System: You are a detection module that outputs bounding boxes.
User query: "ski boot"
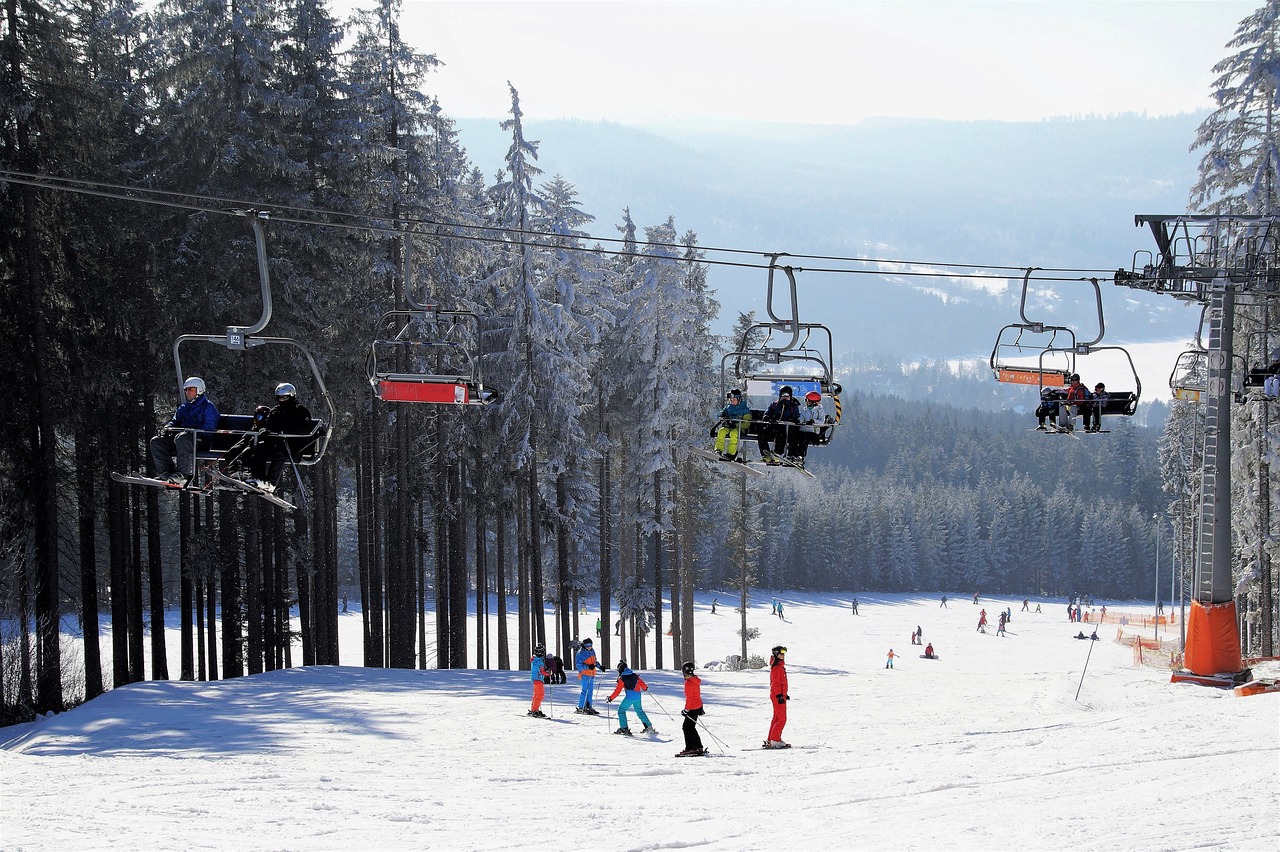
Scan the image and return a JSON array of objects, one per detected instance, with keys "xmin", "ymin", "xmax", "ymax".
[
  {"xmin": 641, "ymin": 724, "xmax": 658, "ymax": 734},
  {"xmin": 613, "ymin": 727, "xmax": 633, "ymax": 736},
  {"xmin": 527, "ymin": 710, "xmax": 547, "ymax": 718}
]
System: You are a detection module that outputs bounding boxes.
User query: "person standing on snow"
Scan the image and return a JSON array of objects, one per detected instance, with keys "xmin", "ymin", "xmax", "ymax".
[
  {"xmin": 574, "ymin": 638, "xmax": 601, "ymax": 715},
  {"xmin": 528, "ymin": 642, "xmax": 550, "ymax": 718},
  {"xmin": 885, "ymin": 648, "xmax": 897, "ymax": 669},
  {"xmin": 606, "ymin": 661, "xmax": 655, "ymax": 736},
  {"xmin": 764, "ymin": 645, "xmax": 790, "ymax": 748},
  {"xmin": 677, "ymin": 662, "xmax": 706, "ymax": 757}
]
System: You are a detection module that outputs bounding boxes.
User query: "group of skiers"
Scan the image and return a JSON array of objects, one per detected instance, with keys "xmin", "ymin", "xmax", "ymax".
[
  {"xmin": 525, "ymin": 641, "xmax": 793, "ymax": 755},
  {"xmin": 713, "ymin": 385, "xmax": 827, "ymax": 468},
  {"xmin": 1035, "ymin": 373, "xmax": 1110, "ymax": 433}
]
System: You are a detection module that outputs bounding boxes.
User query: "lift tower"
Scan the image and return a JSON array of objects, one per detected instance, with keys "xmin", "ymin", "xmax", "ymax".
[{"xmin": 1117, "ymin": 214, "xmax": 1279, "ymax": 684}]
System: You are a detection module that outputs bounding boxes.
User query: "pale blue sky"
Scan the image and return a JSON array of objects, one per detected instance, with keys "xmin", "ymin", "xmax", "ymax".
[{"xmin": 341, "ymin": 0, "xmax": 1256, "ymax": 124}]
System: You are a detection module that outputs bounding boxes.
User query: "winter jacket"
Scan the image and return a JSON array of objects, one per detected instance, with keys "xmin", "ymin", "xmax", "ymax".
[
  {"xmin": 799, "ymin": 400, "xmax": 825, "ymax": 432},
  {"xmin": 607, "ymin": 668, "xmax": 648, "ymax": 701},
  {"xmin": 765, "ymin": 397, "xmax": 800, "ymax": 424},
  {"xmin": 529, "ymin": 654, "xmax": 548, "ymax": 682},
  {"xmin": 166, "ymin": 394, "xmax": 220, "ymax": 433},
  {"xmin": 769, "ymin": 660, "xmax": 788, "ymax": 704},
  {"xmin": 683, "ymin": 675, "xmax": 703, "ymax": 713},
  {"xmin": 718, "ymin": 399, "xmax": 751, "ymax": 421},
  {"xmin": 574, "ymin": 645, "xmax": 599, "ymax": 679}
]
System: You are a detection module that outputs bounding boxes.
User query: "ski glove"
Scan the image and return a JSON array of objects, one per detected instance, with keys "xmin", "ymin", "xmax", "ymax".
[{"xmin": 775, "ymin": 694, "xmax": 785, "ymax": 705}]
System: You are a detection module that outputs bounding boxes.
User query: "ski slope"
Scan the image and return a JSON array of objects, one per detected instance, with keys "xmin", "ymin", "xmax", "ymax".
[{"xmin": 3, "ymin": 593, "xmax": 1276, "ymax": 850}]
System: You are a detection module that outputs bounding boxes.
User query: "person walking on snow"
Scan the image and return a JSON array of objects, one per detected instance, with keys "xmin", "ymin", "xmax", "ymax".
[
  {"xmin": 678, "ymin": 662, "xmax": 706, "ymax": 756},
  {"xmin": 885, "ymin": 648, "xmax": 897, "ymax": 669},
  {"xmin": 528, "ymin": 643, "xmax": 550, "ymax": 718},
  {"xmin": 574, "ymin": 638, "xmax": 601, "ymax": 715},
  {"xmin": 607, "ymin": 661, "xmax": 654, "ymax": 735},
  {"xmin": 764, "ymin": 646, "xmax": 790, "ymax": 748}
]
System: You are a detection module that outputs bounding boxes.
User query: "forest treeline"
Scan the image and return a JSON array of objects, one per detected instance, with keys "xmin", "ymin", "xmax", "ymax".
[{"xmin": 3, "ymin": 0, "xmax": 1276, "ymax": 726}]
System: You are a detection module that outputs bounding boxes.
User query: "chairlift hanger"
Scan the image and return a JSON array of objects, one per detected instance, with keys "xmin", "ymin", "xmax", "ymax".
[{"xmin": 176, "ymin": 211, "xmax": 333, "ymax": 465}]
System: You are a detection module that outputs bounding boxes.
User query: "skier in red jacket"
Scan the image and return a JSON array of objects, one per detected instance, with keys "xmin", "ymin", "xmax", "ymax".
[
  {"xmin": 764, "ymin": 645, "xmax": 790, "ymax": 748},
  {"xmin": 677, "ymin": 661, "xmax": 705, "ymax": 757}
]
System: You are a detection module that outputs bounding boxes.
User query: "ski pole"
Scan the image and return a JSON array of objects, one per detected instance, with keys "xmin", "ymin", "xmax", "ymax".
[
  {"xmin": 695, "ymin": 715, "xmax": 731, "ymax": 753},
  {"xmin": 647, "ymin": 692, "xmax": 677, "ymax": 721},
  {"xmin": 1075, "ymin": 633, "xmax": 1098, "ymax": 702}
]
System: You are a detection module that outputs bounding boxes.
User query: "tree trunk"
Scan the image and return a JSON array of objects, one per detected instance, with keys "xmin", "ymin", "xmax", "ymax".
[{"xmin": 75, "ymin": 419, "xmax": 104, "ymax": 700}]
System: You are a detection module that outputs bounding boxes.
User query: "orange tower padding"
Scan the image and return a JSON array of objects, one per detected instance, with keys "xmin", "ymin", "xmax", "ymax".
[{"xmin": 1182, "ymin": 599, "xmax": 1242, "ymax": 676}]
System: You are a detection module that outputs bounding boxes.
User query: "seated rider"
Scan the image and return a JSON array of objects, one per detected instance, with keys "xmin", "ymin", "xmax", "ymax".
[
  {"xmin": 793, "ymin": 391, "xmax": 826, "ymax": 465},
  {"xmin": 1061, "ymin": 374, "xmax": 1089, "ymax": 430},
  {"xmin": 220, "ymin": 405, "xmax": 272, "ymax": 483},
  {"xmin": 714, "ymin": 388, "xmax": 752, "ymax": 459},
  {"xmin": 758, "ymin": 385, "xmax": 801, "ymax": 462},
  {"xmin": 1036, "ymin": 386, "xmax": 1064, "ymax": 430},
  {"xmin": 1085, "ymin": 382, "xmax": 1109, "ymax": 432},
  {"xmin": 924, "ymin": 642, "xmax": 935, "ymax": 658}
]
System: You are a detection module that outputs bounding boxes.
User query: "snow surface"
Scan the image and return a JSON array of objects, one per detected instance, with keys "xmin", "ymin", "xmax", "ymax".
[{"xmin": 3, "ymin": 593, "xmax": 1277, "ymax": 851}]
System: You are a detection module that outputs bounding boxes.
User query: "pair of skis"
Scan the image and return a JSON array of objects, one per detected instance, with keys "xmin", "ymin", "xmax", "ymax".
[
  {"xmin": 689, "ymin": 447, "xmax": 815, "ymax": 478},
  {"xmin": 110, "ymin": 467, "xmax": 295, "ymax": 509}
]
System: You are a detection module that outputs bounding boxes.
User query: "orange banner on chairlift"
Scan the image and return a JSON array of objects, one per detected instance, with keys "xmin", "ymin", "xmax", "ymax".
[
  {"xmin": 378, "ymin": 380, "xmax": 470, "ymax": 405},
  {"xmin": 997, "ymin": 368, "xmax": 1066, "ymax": 387},
  {"xmin": 1182, "ymin": 599, "xmax": 1242, "ymax": 676}
]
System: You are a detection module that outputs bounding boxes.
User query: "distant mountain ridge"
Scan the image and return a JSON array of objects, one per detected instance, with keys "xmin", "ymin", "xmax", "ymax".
[{"xmin": 455, "ymin": 113, "xmax": 1205, "ymax": 359}]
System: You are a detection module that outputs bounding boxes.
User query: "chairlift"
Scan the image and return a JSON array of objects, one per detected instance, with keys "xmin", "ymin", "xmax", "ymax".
[
  {"xmin": 989, "ymin": 269, "xmax": 1104, "ymax": 387},
  {"xmin": 699, "ymin": 256, "xmax": 842, "ymax": 473},
  {"xmin": 1240, "ymin": 328, "xmax": 1280, "ymax": 400},
  {"xmin": 112, "ymin": 211, "xmax": 334, "ymax": 508},
  {"xmin": 367, "ymin": 231, "xmax": 499, "ymax": 406},
  {"xmin": 1170, "ymin": 305, "xmax": 1210, "ymax": 402},
  {"xmin": 1038, "ymin": 343, "xmax": 1142, "ymax": 433}
]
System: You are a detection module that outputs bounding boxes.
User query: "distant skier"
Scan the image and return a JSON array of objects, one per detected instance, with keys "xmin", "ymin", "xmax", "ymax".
[
  {"xmin": 923, "ymin": 643, "xmax": 937, "ymax": 659},
  {"xmin": 607, "ymin": 660, "xmax": 654, "ymax": 736},
  {"xmin": 574, "ymin": 638, "xmax": 600, "ymax": 715},
  {"xmin": 973, "ymin": 591, "xmax": 980, "ymax": 604},
  {"xmin": 677, "ymin": 661, "xmax": 706, "ymax": 757},
  {"xmin": 851, "ymin": 598, "xmax": 859, "ymax": 615},
  {"xmin": 528, "ymin": 643, "xmax": 550, "ymax": 718},
  {"xmin": 1021, "ymin": 598, "xmax": 1030, "ymax": 612},
  {"xmin": 764, "ymin": 646, "xmax": 790, "ymax": 748},
  {"xmin": 776, "ymin": 601, "xmax": 785, "ymax": 620},
  {"xmin": 711, "ymin": 598, "xmax": 718, "ymax": 615},
  {"xmin": 885, "ymin": 648, "xmax": 896, "ymax": 669},
  {"xmin": 997, "ymin": 612, "xmax": 1007, "ymax": 636},
  {"xmin": 977, "ymin": 610, "xmax": 988, "ymax": 633},
  {"xmin": 940, "ymin": 595, "xmax": 948, "ymax": 608}
]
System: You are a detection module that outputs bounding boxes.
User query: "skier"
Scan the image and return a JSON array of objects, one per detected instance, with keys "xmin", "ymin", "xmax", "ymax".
[
  {"xmin": 574, "ymin": 637, "xmax": 601, "ymax": 715},
  {"xmin": 606, "ymin": 660, "xmax": 655, "ymax": 735},
  {"xmin": 997, "ymin": 612, "xmax": 1007, "ymax": 636},
  {"xmin": 150, "ymin": 376, "xmax": 220, "ymax": 485},
  {"xmin": 776, "ymin": 601, "xmax": 785, "ymax": 620},
  {"xmin": 711, "ymin": 598, "xmax": 718, "ymax": 615},
  {"xmin": 885, "ymin": 648, "xmax": 896, "ymax": 669},
  {"xmin": 940, "ymin": 595, "xmax": 948, "ymax": 608},
  {"xmin": 262, "ymin": 382, "xmax": 313, "ymax": 490},
  {"xmin": 677, "ymin": 661, "xmax": 706, "ymax": 757},
  {"xmin": 851, "ymin": 598, "xmax": 859, "ymax": 615},
  {"xmin": 1021, "ymin": 598, "xmax": 1030, "ymax": 612},
  {"xmin": 528, "ymin": 642, "xmax": 550, "ymax": 718},
  {"xmin": 764, "ymin": 645, "xmax": 790, "ymax": 748},
  {"xmin": 714, "ymin": 388, "xmax": 752, "ymax": 459},
  {"xmin": 916, "ymin": 625, "xmax": 923, "ymax": 644},
  {"xmin": 977, "ymin": 610, "xmax": 988, "ymax": 633}
]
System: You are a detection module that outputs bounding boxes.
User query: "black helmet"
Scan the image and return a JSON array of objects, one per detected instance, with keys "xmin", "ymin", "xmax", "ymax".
[
  {"xmin": 533, "ymin": 642, "xmax": 545, "ymax": 656},
  {"xmin": 617, "ymin": 660, "xmax": 627, "ymax": 672},
  {"xmin": 727, "ymin": 388, "xmax": 742, "ymax": 398},
  {"xmin": 681, "ymin": 661, "xmax": 696, "ymax": 676},
  {"xmin": 780, "ymin": 385, "xmax": 793, "ymax": 397},
  {"xmin": 771, "ymin": 645, "xmax": 787, "ymax": 659}
]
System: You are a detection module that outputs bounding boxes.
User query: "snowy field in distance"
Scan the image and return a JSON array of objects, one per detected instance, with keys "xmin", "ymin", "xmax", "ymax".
[{"xmin": 2, "ymin": 592, "xmax": 1277, "ymax": 851}]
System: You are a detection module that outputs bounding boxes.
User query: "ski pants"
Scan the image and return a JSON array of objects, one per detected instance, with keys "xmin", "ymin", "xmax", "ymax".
[
  {"xmin": 617, "ymin": 694, "xmax": 651, "ymax": 730},
  {"xmin": 149, "ymin": 430, "xmax": 198, "ymax": 477},
  {"xmin": 767, "ymin": 700, "xmax": 787, "ymax": 742},
  {"xmin": 577, "ymin": 675, "xmax": 595, "ymax": 709},
  {"xmin": 682, "ymin": 709, "xmax": 704, "ymax": 751},
  {"xmin": 531, "ymin": 680, "xmax": 545, "ymax": 713},
  {"xmin": 714, "ymin": 422, "xmax": 742, "ymax": 456}
]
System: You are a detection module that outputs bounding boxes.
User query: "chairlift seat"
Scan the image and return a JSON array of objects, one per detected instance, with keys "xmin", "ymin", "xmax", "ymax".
[
  {"xmin": 193, "ymin": 414, "xmax": 326, "ymax": 463},
  {"xmin": 1097, "ymin": 392, "xmax": 1138, "ymax": 417}
]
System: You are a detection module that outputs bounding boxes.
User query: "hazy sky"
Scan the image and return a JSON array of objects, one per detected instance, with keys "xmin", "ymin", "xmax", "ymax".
[{"xmin": 340, "ymin": 0, "xmax": 1256, "ymax": 125}]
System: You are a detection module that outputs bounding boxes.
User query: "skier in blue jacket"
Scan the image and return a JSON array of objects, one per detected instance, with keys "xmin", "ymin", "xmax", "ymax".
[
  {"xmin": 150, "ymin": 376, "xmax": 220, "ymax": 485},
  {"xmin": 606, "ymin": 661, "xmax": 655, "ymax": 736},
  {"xmin": 573, "ymin": 638, "xmax": 601, "ymax": 715}
]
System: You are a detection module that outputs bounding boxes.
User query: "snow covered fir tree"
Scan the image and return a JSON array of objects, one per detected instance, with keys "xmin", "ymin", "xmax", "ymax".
[{"xmin": 1, "ymin": 0, "xmax": 1278, "ymax": 726}]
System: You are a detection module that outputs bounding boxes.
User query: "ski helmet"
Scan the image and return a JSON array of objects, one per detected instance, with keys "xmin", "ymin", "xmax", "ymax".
[
  {"xmin": 274, "ymin": 382, "xmax": 297, "ymax": 399},
  {"xmin": 183, "ymin": 376, "xmax": 206, "ymax": 395},
  {"xmin": 253, "ymin": 405, "xmax": 270, "ymax": 422},
  {"xmin": 779, "ymin": 385, "xmax": 793, "ymax": 398},
  {"xmin": 805, "ymin": 391, "xmax": 822, "ymax": 404},
  {"xmin": 533, "ymin": 642, "xmax": 545, "ymax": 657},
  {"xmin": 771, "ymin": 645, "xmax": 787, "ymax": 659},
  {"xmin": 681, "ymin": 661, "xmax": 696, "ymax": 676},
  {"xmin": 617, "ymin": 660, "xmax": 627, "ymax": 673},
  {"xmin": 727, "ymin": 388, "xmax": 742, "ymax": 399}
]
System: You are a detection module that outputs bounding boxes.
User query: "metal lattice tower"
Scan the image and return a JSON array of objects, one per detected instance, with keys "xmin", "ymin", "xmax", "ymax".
[{"xmin": 1116, "ymin": 214, "xmax": 1279, "ymax": 678}]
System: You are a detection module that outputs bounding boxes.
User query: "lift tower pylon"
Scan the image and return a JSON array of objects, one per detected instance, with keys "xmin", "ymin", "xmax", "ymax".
[{"xmin": 1117, "ymin": 214, "xmax": 1280, "ymax": 685}]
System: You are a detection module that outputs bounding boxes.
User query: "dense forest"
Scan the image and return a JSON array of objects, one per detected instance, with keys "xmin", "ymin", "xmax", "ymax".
[{"xmin": 2, "ymin": 0, "xmax": 1276, "ymax": 725}]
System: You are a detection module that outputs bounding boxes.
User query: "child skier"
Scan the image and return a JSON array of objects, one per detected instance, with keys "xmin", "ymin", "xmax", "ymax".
[
  {"xmin": 574, "ymin": 638, "xmax": 600, "ymax": 715},
  {"xmin": 764, "ymin": 645, "xmax": 790, "ymax": 748},
  {"xmin": 677, "ymin": 661, "xmax": 705, "ymax": 757},
  {"xmin": 606, "ymin": 660, "xmax": 655, "ymax": 735},
  {"xmin": 528, "ymin": 642, "xmax": 550, "ymax": 718},
  {"xmin": 885, "ymin": 648, "xmax": 896, "ymax": 669}
]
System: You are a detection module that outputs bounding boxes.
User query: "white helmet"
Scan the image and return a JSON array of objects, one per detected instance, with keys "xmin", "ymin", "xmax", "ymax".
[
  {"xmin": 274, "ymin": 382, "xmax": 296, "ymax": 399},
  {"xmin": 183, "ymin": 376, "xmax": 206, "ymax": 394}
]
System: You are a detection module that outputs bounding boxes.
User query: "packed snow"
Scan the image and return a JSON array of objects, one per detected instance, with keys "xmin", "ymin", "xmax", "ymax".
[{"xmin": 3, "ymin": 592, "xmax": 1277, "ymax": 850}]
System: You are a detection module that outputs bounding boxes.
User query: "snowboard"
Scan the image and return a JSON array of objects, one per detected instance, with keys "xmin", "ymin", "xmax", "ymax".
[
  {"xmin": 688, "ymin": 447, "xmax": 765, "ymax": 477},
  {"xmin": 919, "ymin": 654, "xmax": 941, "ymax": 660}
]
